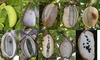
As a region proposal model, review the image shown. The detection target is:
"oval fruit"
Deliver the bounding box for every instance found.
[42,4,58,27]
[63,5,78,28]
[5,5,17,27]
[1,31,17,58]
[22,9,36,27]
[78,31,95,60]
[59,38,73,58]
[42,34,54,58]
[82,6,98,28]
[20,35,37,58]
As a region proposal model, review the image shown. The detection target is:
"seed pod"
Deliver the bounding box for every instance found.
[42,4,58,27]
[59,38,73,58]
[63,5,78,28]
[1,32,17,58]
[5,5,17,27]
[20,35,37,58]
[42,34,54,58]
[22,9,36,27]
[78,31,95,60]
[82,6,98,28]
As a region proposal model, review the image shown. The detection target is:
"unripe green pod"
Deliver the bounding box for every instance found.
[5,5,17,27]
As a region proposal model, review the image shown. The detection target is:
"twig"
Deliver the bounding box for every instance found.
[21,2,30,11]
[86,0,92,7]
[57,31,67,38]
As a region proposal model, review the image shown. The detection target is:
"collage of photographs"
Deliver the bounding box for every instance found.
[0,0,100,60]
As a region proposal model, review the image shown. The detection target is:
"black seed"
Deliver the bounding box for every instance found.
[90,48,91,50]
[88,45,90,47]
[83,46,85,48]
[84,35,88,38]
[48,36,49,39]
[88,48,91,53]
[87,42,89,44]
[85,45,91,53]
[47,42,50,52]
[86,46,88,50]
[83,43,85,45]
[87,39,89,41]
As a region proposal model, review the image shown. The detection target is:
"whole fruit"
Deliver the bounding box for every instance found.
[22,9,36,27]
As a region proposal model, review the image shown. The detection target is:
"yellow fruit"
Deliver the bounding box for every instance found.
[5,5,17,27]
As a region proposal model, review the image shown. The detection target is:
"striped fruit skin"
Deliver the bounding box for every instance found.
[63,5,78,28]
[42,4,58,27]
[82,6,98,28]
[5,5,17,27]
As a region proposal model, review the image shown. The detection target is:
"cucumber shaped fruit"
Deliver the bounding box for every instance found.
[5,5,17,27]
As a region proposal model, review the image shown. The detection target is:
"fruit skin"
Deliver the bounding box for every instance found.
[42,4,58,27]
[5,5,17,27]
[1,31,17,58]
[59,38,73,59]
[22,9,36,27]
[82,6,98,28]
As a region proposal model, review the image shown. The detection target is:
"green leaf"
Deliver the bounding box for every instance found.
[15,19,21,30]
[0,23,4,30]
[8,0,20,6]
[0,17,5,23]
[29,57,36,60]
[14,6,21,14]
[0,9,7,18]
[22,0,29,2]
[4,24,12,30]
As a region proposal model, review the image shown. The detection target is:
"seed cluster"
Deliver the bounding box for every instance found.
[26,38,34,56]
[46,36,50,57]
[83,35,91,53]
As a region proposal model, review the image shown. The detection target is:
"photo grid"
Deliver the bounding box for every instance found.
[0,0,100,60]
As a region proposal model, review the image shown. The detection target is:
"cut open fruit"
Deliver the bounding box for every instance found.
[78,31,95,60]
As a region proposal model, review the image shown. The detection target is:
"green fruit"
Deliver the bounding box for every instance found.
[5,5,17,27]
